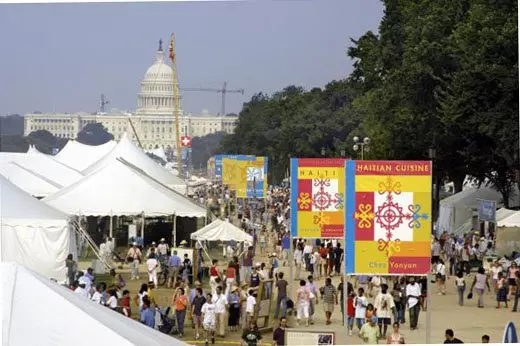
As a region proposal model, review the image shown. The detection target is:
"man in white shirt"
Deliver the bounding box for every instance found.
[212,286,228,337]
[157,238,169,264]
[74,283,88,298]
[431,238,441,272]
[146,252,159,287]
[354,287,368,331]
[245,289,256,325]
[294,248,303,280]
[91,284,103,304]
[374,284,395,338]
[78,272,92,298]
[303,242,313,272]
[406,277,422,330]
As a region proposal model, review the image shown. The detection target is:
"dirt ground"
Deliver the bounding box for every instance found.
[79,247,517,345]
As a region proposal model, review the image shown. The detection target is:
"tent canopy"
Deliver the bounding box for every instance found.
[437,187,501,234]
[1,262,187,346]
[55,140,117,171]
[496,208,517,223]
[0,161,61,198]
[0,152,84,188]
[497,210,520,227]
[82,133,185,193]
[0,176,73,280]
[43,158,205,217]
[191,219,252,242]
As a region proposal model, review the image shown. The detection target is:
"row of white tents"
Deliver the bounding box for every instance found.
[0,133,208,282]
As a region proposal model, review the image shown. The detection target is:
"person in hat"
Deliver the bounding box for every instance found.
[359,315,381,344]
[157,238,169,264]
[227,285,240,332]
[126,243,142,280]
[239,282,249,328]
[180,240,188,247]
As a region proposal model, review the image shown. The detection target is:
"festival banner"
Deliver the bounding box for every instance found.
[222,155,239,189]
[214,155,224,180]
[207,156,216,180]
[290,158,346,238]
[236,156,269,198]
[345,160,432,275]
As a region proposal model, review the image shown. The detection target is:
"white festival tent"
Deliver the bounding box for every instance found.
[437,187,501,235]
[43,158,206,217]
[1,262,188,346]
[0,176,75,281]
[190,218,253,243]
[55,140,117,171]
[146,147,168,162]
[0,152,84,188]
[496,207,517,223]
[0,161,61,198]
[82,133,186,193]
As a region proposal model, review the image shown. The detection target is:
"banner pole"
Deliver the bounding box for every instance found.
[343,274,348,345]
[289,232,294,300]
[426,274,432,344]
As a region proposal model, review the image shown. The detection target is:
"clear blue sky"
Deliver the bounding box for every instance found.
[0,0,383,116]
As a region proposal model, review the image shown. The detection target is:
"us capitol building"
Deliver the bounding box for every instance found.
[23,41,239,151]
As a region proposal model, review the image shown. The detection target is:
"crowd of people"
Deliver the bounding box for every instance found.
[61,183,520,346]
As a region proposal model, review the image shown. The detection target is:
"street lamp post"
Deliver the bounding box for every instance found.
[429,146,437,228]
[321,147,326,157]
[340,149,346,158]
[353,136,370,160]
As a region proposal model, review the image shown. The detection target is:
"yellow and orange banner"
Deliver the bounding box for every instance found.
[344,160,432,275]
[290,158,347,238]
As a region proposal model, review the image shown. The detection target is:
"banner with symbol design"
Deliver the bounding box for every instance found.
[344,160,432,275]
[290,158,346,238]
[236,156,268,198]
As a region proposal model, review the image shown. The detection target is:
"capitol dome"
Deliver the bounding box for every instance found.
[136,40,183,116]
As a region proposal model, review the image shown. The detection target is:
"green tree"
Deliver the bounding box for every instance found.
[77,123,114,146]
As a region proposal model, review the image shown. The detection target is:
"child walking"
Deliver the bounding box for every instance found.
[455,271,466,306]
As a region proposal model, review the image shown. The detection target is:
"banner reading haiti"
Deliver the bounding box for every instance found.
[290,158,346,238]
[345,160,432,275]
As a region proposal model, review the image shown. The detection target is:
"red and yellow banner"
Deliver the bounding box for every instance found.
[345,160,432,275]
[290,158,346,238]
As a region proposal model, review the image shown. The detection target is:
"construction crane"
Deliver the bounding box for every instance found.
[169,34,183,178]
[180,82,244,116]
[100,94,109,113]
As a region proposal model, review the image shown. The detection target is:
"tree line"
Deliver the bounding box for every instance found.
[218,0,519,203]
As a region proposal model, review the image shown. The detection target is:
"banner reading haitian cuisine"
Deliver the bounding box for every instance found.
[345,160,432,275]
[290,158,346,238]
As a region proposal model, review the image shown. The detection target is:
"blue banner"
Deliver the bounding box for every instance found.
[478,200,496,222]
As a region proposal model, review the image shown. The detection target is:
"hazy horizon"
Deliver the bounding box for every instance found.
[0,0,383,117]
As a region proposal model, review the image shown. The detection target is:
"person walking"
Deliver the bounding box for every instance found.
[146,252,159,287]
[405,277,421,330]
[436,259,447,295]
[307,275,318,325]
[126,243,142,280]
[391,282,405,324]
[173,287,188,337]
[296,279,311,327]
[209,259,221,295]
[387,322,404,344]
[320,277,338,325]
[274,272,288,319]
[354,287,369,332]
[359,316,381,344]
[454,271,466,306]
[201,293,217,346]
[374,283,395,339]
[227,285,240,332]
[168,250,182,289]
[212,286,228,337]
[469,267,491,308]
[507,262,519,300]
[512,271,520,312]
[443,329,463,343]
[241,321,262,346]
[191,287,207,340]
[495,272,508,309]
[272,317,287,346]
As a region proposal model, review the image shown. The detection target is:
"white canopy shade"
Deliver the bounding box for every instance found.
[55,140,117,171]
[1,262,188,346]
[497,211,520,227]
[0,152,84,188]
[0,161,61,198]
[43,158,206,217]
[82,133,186,193]
[0,176,73,281]
[496,208,517,222]
[191,219,252,242]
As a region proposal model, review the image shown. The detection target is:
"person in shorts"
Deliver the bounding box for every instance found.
[191,287,207,340]
[201,293,216,345]
[320,278,337,325]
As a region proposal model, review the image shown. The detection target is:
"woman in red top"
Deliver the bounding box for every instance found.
[209,259,220,295]
[226,262,237,294]
[172,287,188,337]
[120,289,131,317]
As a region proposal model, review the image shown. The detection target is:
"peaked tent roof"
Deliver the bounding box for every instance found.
[497,210,520,227]
[0,161,61,198]
[496,208,517,222]
[0,153,84,188]
[440,187,501,208]
[55,140,117,171]
[190,219,252,242]
[1,262,188,346]
[0,174,68,225]
[43,158,205,217]
[82,133,186,192]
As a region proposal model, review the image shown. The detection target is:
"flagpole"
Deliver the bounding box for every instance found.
[169,33,182,178]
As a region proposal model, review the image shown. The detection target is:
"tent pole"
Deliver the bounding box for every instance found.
[141,212,145,241]
[173,215,177,247]
[109,211,113,239]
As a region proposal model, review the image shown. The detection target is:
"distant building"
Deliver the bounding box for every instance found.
[23,41,239,151]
